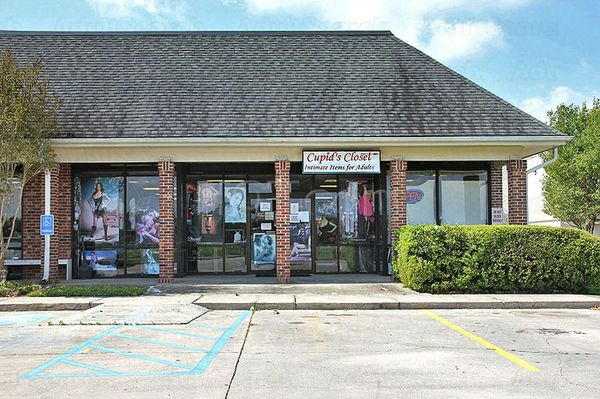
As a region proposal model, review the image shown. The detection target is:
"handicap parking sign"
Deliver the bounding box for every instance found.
[40,215,55,236]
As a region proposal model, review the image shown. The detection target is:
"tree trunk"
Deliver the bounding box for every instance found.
[0,254,7,282]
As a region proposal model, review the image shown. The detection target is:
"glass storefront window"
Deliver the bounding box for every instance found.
[339,246,375,273]
[315,186,337,245]
[439,170,488,225]
[315,245,337,272]
[184,174,276,274]
[187,178,223,244]
[339,245,358,272]
[126,248,160,275]
[127,176,160,245]
[290,174,312,271]
[225,245,246,272]
[224,181,246,240]
[407,171,436,225]
[74,168,159,278]
[339,178,375,241]
[81,248,124,277]
[250,176,276,272]
[195,246,223,273]
[290,198,311,270]
[76,176,123,245]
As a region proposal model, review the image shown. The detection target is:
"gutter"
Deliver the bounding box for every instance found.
[51,135,573,148]
[527,147,559,175]
[525,147,560,224]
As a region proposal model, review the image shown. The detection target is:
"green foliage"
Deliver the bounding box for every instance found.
[0,281,147,297]
[27,285,147,297]
[0,51,59,273]
[0,280,43,296]
[543,99,600,232]
[393,225,600,294]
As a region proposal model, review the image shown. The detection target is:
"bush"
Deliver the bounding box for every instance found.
[393,225,600,294]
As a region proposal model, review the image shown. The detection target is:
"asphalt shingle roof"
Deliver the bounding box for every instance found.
[0,30,563,139]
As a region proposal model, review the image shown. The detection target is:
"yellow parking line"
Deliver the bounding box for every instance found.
[421,309,539,372]
[309,312,323,342]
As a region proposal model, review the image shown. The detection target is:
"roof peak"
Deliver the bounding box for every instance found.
[0,30,393,37]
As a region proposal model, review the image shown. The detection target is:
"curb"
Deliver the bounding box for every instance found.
[195,301,600,311]
[0,302,100,312]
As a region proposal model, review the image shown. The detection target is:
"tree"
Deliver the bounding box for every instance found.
[542,98,600,233]
[0,51,59,280]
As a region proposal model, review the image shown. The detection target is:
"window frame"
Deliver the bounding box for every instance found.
[407,162,492,225]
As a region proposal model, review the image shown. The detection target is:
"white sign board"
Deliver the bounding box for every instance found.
[492,207,504,224]
[302,150,380,174]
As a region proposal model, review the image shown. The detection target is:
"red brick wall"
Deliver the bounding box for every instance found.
[20,264,66,281]
[20,165,71,281]
[508,159,527,225]
[21,265,40,280]
[275,159,291,283]
[22,173,44,261]
[389,158,407,252]
[490,162,503,210]
[158,160,175,283]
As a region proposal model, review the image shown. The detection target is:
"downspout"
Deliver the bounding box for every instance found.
[42,170,51,282]
[525,147,559,224]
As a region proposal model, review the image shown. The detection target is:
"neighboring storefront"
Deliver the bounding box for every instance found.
[0,31,569,282]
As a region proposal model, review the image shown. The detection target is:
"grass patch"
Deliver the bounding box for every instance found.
[0,281,147,297]
[27,285,147,297]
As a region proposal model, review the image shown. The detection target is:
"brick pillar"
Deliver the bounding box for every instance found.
[389,158,407,252]
[275,159,291,283]
[40,167,60,283]
[158,160,176,283]
[58,164,72,278]
[490,162,503,210]
[507,159,527,225]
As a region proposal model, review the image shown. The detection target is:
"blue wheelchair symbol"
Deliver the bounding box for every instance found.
[40,215,55,236]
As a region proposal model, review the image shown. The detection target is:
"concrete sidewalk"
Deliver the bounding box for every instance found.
[191,291,600,310]
[2,284,599,312]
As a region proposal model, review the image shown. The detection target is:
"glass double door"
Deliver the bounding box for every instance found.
[290,174,381,273]
[185,177,276,273]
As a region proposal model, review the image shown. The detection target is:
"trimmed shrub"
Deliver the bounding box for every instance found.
[393,225,600,294]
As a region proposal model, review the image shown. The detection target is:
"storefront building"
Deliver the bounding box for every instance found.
[1,31,569,282]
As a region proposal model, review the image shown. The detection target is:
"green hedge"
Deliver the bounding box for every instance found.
[393,225,600,294]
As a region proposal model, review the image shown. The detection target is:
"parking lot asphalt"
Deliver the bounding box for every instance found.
[1,309,599,398]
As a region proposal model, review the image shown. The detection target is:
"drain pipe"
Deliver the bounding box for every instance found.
[42,170,51,282]
[525,147,559,224]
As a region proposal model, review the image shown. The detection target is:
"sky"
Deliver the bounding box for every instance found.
[0,0,598,123]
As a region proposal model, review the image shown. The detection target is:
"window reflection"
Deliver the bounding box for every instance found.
[3,179,22,260]
[439,170,488,225]
[407,171,436,225]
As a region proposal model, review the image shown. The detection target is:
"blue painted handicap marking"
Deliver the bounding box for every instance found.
[21,310,250,380]
[0,313,54,327]
[40,215,55,236]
